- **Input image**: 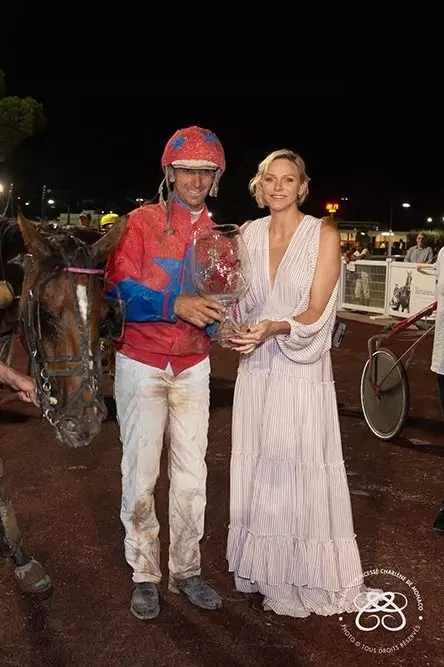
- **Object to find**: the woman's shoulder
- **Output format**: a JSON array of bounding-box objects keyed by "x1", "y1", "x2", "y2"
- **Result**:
[
  {"x1": 318, "y1": 215, "x2": 340, "y2": 243},
  {"x1": 300, "y1": 214, "x2": 340, "y2": 248},
  {"x1": 240, "y1": 215, "x2": 270, "y2": 237}
]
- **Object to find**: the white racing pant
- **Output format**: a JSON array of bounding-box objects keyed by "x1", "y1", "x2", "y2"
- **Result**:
[{"x1": 114, "y1": 352, "x2": 210, "y2": 584}]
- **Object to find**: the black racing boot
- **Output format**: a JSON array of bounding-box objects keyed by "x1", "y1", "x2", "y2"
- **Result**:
[
  {"x1": 433, "y1": 502, "x2": 444, "y2": 535},
  {"x1": 130, "y1": 582, "x2": 160, "y2": 620},
  {"x1": 169, "y1": 575, "x2": 222, "y2": 610}
]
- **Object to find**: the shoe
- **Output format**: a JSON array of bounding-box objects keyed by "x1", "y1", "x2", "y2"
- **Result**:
[
  {"x1": 169, "y1": 575, "x2": 222, "y2": 610},
  {"x1": 14, "y1": 558, "x2": 52, "y2": 594},
  {"x1": 130, "y1": 582, "x2": 160, "y2": 620},
  {"x1": 433, "y1": 503, "x2": 444, "y2": 535}
]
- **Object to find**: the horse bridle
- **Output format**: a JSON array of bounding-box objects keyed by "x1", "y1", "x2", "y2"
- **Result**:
[{"x1": 20, "y1": 262, "x2": 107, "y2": 427}]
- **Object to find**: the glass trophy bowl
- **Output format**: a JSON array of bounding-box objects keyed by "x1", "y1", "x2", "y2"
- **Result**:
[{"x1": 191, "y1": 223, "x2": 251, "y2": 343}]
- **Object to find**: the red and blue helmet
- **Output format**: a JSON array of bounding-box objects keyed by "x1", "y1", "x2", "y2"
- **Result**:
[{"x1": 161, "y1": 125, "x2": 225, "y2": 174}]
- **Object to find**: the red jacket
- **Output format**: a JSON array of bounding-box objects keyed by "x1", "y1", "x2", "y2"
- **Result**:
[{"x1": 106, "y1": 200, "x2": 215, "y2": 374}]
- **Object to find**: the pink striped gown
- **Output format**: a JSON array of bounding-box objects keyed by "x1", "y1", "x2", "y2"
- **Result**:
[{"x1": 226, "y1": 215, "x2": 365, "y2": 617}]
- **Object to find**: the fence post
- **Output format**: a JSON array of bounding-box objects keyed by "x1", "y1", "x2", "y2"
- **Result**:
[
  {"x1": 384, "y1": 257, "x2": 392, "y2": 317},
  {"x1": 338, "y1": 258, "x2": 346, "y2": 309}
]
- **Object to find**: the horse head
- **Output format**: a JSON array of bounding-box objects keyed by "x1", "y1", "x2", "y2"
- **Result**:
[{"x1": 16, "y1": 212, "x2": 128, "y2": 448}]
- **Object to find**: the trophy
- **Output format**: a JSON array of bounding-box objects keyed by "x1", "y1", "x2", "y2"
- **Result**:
[{"x1": 191, "y1": 223, "x2": 251, "y2": 344}]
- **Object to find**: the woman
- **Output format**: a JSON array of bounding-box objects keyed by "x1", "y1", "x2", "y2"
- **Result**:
[
  {"x1": 226, "y1": 149, "x2": 365, "y2": 617},
  {"x1": 429, "y1": 250, "x2": 444, "y2": 535}
]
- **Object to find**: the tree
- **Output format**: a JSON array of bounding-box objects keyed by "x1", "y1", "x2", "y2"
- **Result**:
[{"x1": 0, "y1": 70, "x2": 45, "y2": 163}]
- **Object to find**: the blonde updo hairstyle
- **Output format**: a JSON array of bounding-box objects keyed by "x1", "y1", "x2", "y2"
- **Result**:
[{"x1": 249, "y1": 149, "x2": 310, "y2": 208}]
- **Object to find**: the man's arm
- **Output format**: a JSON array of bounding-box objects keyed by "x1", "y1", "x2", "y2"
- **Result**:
[
  {"x1": 106, "y1": 211, "x2": 224, "y2": 328},
  {"x1": 106, "y1": 212, "x2": 181, "y2": 322},
  {"x1": 0, "y1": 362, "x2": 39, "y2": 407},
  {"x1": 424, "y1": 247, "x2": 434, "y2": 264},
  {"x1": 349, "y1": 248, "x2": 367, "y2": 262}
]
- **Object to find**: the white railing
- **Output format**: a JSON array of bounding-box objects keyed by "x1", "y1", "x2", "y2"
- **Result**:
[
  {"x1": 340, "y1": 260, "x2": 387, "y2": 315},
  {"x1": 339, "y1": 259, "x2": 436, "y2": 319}
]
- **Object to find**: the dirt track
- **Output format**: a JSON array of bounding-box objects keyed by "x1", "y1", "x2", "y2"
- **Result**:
[{"x1": 0, "y1": 318, "x2": 443, "y2": 667}]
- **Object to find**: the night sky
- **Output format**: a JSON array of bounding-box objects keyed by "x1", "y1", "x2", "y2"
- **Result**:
[{"x1": 2, "y1": 32, "x2": 444, "y2": 229}]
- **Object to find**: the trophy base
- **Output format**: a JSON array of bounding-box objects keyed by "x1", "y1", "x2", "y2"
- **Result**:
[{"x1": 212, "y1": 306, "x2": 244, "y2": 347}]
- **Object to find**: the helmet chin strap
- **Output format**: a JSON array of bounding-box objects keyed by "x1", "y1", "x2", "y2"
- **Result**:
[
  {"x1": 157, "y1": 169, "x2": 175, "y2": 235},
  {"x1": 164, "y1": 196, "x2": 175, "y2": 236},
  {"x1": 165, "y1": 167, "x2": 176, "y2": 235},
  {"x1": 209, "y1": 169, "x2": 222, "y2": 197}
]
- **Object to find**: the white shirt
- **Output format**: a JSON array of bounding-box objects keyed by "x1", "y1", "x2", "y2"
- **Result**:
[
  {"x1": 350, "y1": 247, "x2": 370, "y2": 261},
  {"x1": 191, "y1": 208, "x2": 204, "y2": 224}
]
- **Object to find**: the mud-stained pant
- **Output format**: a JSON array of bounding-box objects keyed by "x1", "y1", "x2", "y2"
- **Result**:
[
  {"x1": 0, "y1": 458, "x2": 22, "y2": 558},
  {"x1": 114, "y1": 353, "x2": 210, "y2": 584}
]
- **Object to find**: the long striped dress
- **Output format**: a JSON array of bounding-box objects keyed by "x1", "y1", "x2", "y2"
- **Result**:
[{"x1": 226, "y1": 214, "x2": 365, "y2": 617}]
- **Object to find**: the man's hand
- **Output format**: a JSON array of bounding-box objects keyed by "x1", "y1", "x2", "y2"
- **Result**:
[
  {"x1": 173, "y1": 294, "x2": 225, "y2": 328},
  {"x1": 0, "y1": 364, "x2": 39, "y2": 407}
]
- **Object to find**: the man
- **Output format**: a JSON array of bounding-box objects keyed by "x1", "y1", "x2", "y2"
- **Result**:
[
  {"x1": 100, "y1": 212, "x2": 119, "y2": 233},
  {"x1": 404, "y1": 233, "x2": 433, "y2": 264},
  {"x1": 348, "y1": 239, "x2": 371, "y2": 306},
  {"x1": 78, "y1": 211, "x2": 92, "y2": 229},
  {"x1": 106, "y1": 126, "x2": 226, "y2": 620},
  {"x1": 0, "y1": 361, "x2": 52, "y2": 594},
  {"x1": 349, "y1": 238, "x2": 371, "y2": 262}
]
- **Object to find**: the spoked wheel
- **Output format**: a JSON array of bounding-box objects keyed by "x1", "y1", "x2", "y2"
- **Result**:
[{"x1": 360, "y1": 348, "x2": 409, "y2": 440}]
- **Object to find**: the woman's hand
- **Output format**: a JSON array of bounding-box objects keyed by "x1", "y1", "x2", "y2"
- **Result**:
[
  {"x1": 218, "y1": 322, "x2": 249, "y2": 349},
  {"x1": 228, "y1": 319, "x2": 289, "y2": 352}
]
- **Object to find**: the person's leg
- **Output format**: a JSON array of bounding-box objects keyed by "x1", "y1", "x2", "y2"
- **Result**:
[
  {"x1": 436, "y1": 373, "x2": 444, "y2": 417},
  {"x1": 354, "y1": 276, "x2": 362, "y2": 302},
  {"x1": 0, "y1": 459, "x2": 51, "y2": 594},
  {"x1": 167, "y1": 358, "x2": 222, "y2": 610},
  {"x1": 114, "y1": 353, "x2": 168, "y2": 618},
  {"x1": 362, "y1": 271, "x2": 370, "y2": 307}
]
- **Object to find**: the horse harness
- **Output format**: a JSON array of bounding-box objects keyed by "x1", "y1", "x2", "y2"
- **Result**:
[{"x1": 20, "y1": 241, "x2": 123, "y2": 427}]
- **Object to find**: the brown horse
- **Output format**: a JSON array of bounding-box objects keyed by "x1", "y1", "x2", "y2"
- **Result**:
[{"x1": 16, "y1": 213, "x2": 127, "y2": 448}]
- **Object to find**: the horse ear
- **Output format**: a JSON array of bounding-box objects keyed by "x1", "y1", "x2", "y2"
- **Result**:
[
  {"x1": 91, "y1": 215, "x2": 129, "y2": 265},
  {"x1": 16, "y1": 212, "x2": 52, "y2": 257}
]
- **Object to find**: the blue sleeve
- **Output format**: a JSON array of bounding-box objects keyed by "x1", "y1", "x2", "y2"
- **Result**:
[
  {"x1": 107, "y1": 279, "x2": 179, "y2": 323},
  {"x1": 205, "y1": 321, "x2": 220, "y2": 340}
]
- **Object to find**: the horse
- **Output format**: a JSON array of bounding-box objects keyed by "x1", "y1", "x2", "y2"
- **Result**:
[
  {"x1": 391, "y1": 270, "x2": 412, "y2": 313},
  {"x1": 1, "y1": 213, "x2": 128, "y2": 448},
  {"x1": 0, "y1": 218, "x2": 70, "y2": 361}
]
